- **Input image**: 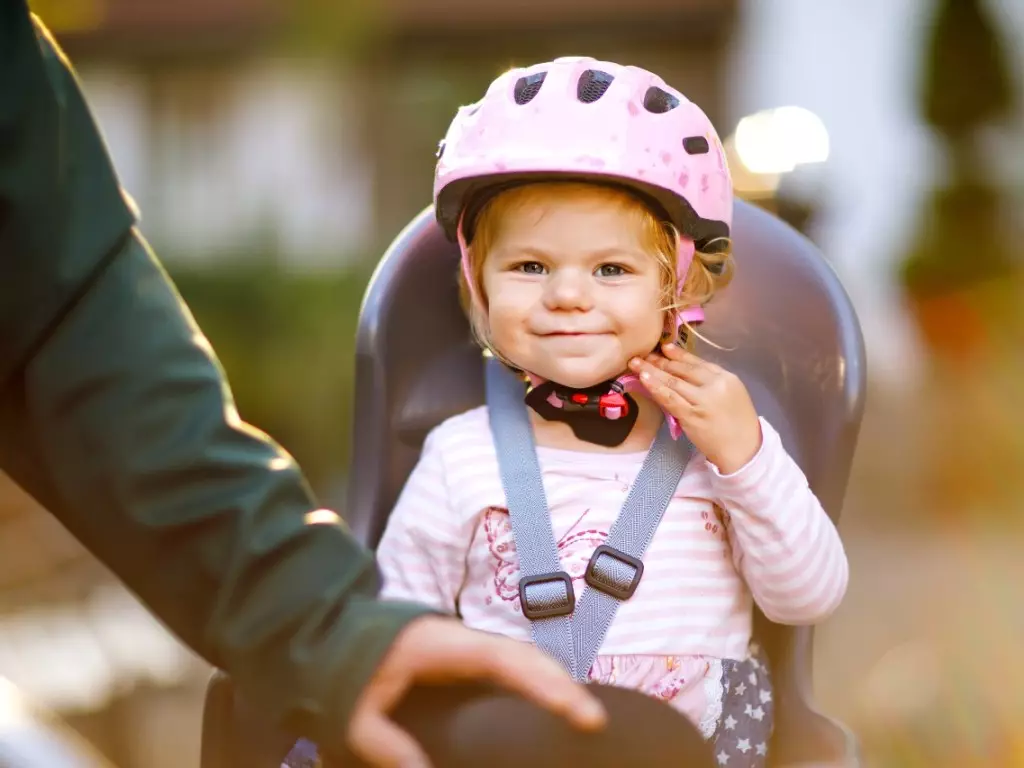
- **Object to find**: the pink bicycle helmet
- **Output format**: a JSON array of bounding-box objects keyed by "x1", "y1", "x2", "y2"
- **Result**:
[
  {"x1": 434, "y1": 56, "x2": 733, "y2": 284},
  {"x1": 433, "y1": 57, "x2": 735, "y2": 445}
]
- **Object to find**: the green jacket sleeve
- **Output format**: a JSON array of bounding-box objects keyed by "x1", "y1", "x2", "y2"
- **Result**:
[{"x1": 0, "y1": 3, "x2": 434, "y2": 752}]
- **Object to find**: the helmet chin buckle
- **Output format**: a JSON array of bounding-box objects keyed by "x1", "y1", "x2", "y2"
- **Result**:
[
  {"x1": 554, "y1": 381, "x2": 630, "y2": 420},
  {"x1": 524, "y1": 379, "x2": 638, "y2": 447}
]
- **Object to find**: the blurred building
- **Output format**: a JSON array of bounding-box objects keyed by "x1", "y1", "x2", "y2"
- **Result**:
[
  {"x1": 43, "y1": 0, "x2": 739, "y2": 265},
  {"x1": 38, "y1": 0, "x2": 1024, "y2": 361}
]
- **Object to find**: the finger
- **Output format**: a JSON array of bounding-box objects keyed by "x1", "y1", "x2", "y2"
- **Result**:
[
  {"x1": 646, "y1": 355, "x2": 707, "y2": 386},
  {"x1": 636, "y1": 362, "x2": 702, "y2": 406},
  {"x1": 348, "y1": 711, "x2": 433, "y2": 768},
  {"x1": 647, "y1": 381, "x2": 696, "y2": 418},
  {"x1": 646, "y1": 349, "x2": 715, "y2": 386},
  {"x1": 660, "y1": 343, "x2": 723, "y2": 378},
  {"x1": 461, "y1": 634, "x2": 607, "y2": 730},
  {"x1": 629, "y1": 355, "x2": 701, "y2": 389},
  {"x1": 639, "y1": 369, "x2": 701, "y2": 419}
]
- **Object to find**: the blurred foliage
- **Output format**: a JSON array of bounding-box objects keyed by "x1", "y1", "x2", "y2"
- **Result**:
[
  {"x1": 898, "y1": 182, "x2": 1017, "y2": 298},
  {"x1": 272, "y1": 0, "x2": 385, "y2": 61},
  {"x1": 27, "y1": 0, "x2": 105, "y2": 34},
  {"x1": 920, "y1": 0, "x2": 1015, "y2": 143},
  {"x1": 899, "y1": 0, "x2": 1019, "y2": 301},
  {"x1": 168, "y1": 259, "x2": 374, "y2": 499}
]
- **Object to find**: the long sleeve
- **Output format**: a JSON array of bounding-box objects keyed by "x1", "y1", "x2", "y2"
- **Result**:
[
  {"x1": 0, "y1": 6, "x2": 137, "y2": 383},
  {"x1": 377, "y1": 429, "x2": 468, "y2": 615},
  {"x1": 708, "y1": 418, "x2": 849, "y2": 625},
  {"x1": 0, "y1": 5, "x2": 434, "y2": 754}
]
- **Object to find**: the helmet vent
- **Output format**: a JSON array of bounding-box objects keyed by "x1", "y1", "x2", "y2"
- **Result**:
[
  {"x1": 577, "y1": 70, "x2": 614, "y2": 103},
  {"x1": 643, "y1": 86, "x2": 680, "y2": 113},
  {"x1": 683, "y1": 136, "x2": 710, "y2": 155},
  {"x1": 514, "y1": 72, "x2": 547, "y2": 105}
]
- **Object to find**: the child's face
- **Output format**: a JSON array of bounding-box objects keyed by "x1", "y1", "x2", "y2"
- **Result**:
[{"x1": 481, "y1": 188, "x2": 665, "y2": 389}]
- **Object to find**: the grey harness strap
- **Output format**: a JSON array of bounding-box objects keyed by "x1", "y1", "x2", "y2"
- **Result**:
[
  {"x1": 485, "y1": 358, "x2": 693, "y2": 680},
  {"x1": 484, "y1": 359, "x2": 578, "y2": 675}
]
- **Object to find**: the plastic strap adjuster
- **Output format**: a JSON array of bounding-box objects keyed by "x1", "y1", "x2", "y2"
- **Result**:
[
  {"x1": 584, "y1": 545, "x2": 644, "y2": 600},
  {"x1": 518, "y1": 572, "x2": 575, "y2": 619}
]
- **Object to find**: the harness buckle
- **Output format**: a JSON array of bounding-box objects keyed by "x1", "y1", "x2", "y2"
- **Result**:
[
  {"x1": 585, "y1": 545, "x2": 644, "y2": 600},
  {"x1": 519, "y1": 572, "x2": 576, "y2": 619}
]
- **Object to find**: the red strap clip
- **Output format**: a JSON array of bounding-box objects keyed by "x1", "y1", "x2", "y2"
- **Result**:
[{"x1": 598, "y1": 391, "x2": 629, "y2": 419}]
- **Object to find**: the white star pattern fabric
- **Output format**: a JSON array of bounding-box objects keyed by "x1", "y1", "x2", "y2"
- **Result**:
[
  {"x1": 281, "y1": 738, "x2": 321, "y2": 768},
  {"x1": 711, "y1": 645, "x2": 774, "y2": 768}
]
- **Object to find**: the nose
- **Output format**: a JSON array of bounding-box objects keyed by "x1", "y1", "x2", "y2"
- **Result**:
[{"x1": 542, "y1": 268, "x2": 593, "y2": 312}]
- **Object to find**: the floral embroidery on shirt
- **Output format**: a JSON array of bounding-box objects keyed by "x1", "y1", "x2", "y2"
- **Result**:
[
  {"x1": 482, "y1": 506, "x2": 608, "y2": 611},
  {"x1": 701, "y1": 508, "x2": 720, "y2": 535},
  {"x1": 702, "y1": 505, "x2": 731, "y2": 543}
]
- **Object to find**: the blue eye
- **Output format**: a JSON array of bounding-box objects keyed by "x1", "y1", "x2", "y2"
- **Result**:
[
  {"x1": 596, "y1": 264, "x2": 627, "y2": 277},
  {"x1": 516, "y1": 261, "x2": 546, "y2": 275}
]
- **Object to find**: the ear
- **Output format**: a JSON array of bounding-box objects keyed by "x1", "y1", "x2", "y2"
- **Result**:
[
  {"x1": 661, "y1": 311, "x2": 688, "y2": 346},
  {"x1": 662, "y1": 309, "x2": 696, "y2": 345},
  {"x1": 661, "y1": 314, "x2": 676, "y2": 342}
]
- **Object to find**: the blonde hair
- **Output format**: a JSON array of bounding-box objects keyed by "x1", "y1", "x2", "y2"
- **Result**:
[{"x1": 459, "y1": 181, "x2": 734, "y2": 356}]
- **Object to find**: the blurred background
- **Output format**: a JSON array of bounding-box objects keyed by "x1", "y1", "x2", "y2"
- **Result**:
[{"x1": 3, "y1": 0, "x2": 1023, "y2": 765}]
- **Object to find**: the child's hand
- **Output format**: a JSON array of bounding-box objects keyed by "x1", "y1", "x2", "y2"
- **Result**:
[{"x1": 630, "y1": 343, "x2": 762, "y2": 474}]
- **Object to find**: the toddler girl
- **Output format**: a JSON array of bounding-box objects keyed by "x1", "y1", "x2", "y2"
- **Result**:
[{"x1": 375, "y1": 57, "x2": 849, "y2": 768}]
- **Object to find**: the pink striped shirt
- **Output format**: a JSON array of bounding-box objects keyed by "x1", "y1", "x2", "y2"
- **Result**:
[{"x1": 377, "y1": 406, "x2": 848, "y2": 735}]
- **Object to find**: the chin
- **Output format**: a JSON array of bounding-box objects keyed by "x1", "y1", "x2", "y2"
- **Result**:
[{"x1": 530, "y1": 359, "x2": 625, "y2": 389}]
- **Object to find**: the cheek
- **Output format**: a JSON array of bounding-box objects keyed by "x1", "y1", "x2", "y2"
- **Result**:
[
  {"x1": 486, "y1": 288, "x2": 532, "y2": 341},
  {"x1": 632, "y1": 308, "x2": 667, "y2": 350},
  {"x1": 616, "y1": 282, "x2": 666, "y2": 340}
]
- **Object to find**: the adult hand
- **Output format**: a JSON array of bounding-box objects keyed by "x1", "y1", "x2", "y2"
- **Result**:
[{"x1": 347, "y1": 616, "x2": 607, "y2": 768}]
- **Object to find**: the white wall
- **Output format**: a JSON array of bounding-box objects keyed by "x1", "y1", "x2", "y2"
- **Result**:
[{"x1": 79, "y1": 59, "x2": 374, "y2": 270}]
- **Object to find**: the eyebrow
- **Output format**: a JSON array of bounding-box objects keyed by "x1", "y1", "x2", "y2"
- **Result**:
[{"x1": 496, "y1": 245, "x2": 647, "y2": 261}]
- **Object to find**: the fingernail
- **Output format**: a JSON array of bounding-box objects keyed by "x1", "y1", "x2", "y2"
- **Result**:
[
  {"x1": 628, "y1": 357, "x2": 641, "y2": 369},
  {"x1": 640, "y1": 371, "x2": 650, "y2": 381}
]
